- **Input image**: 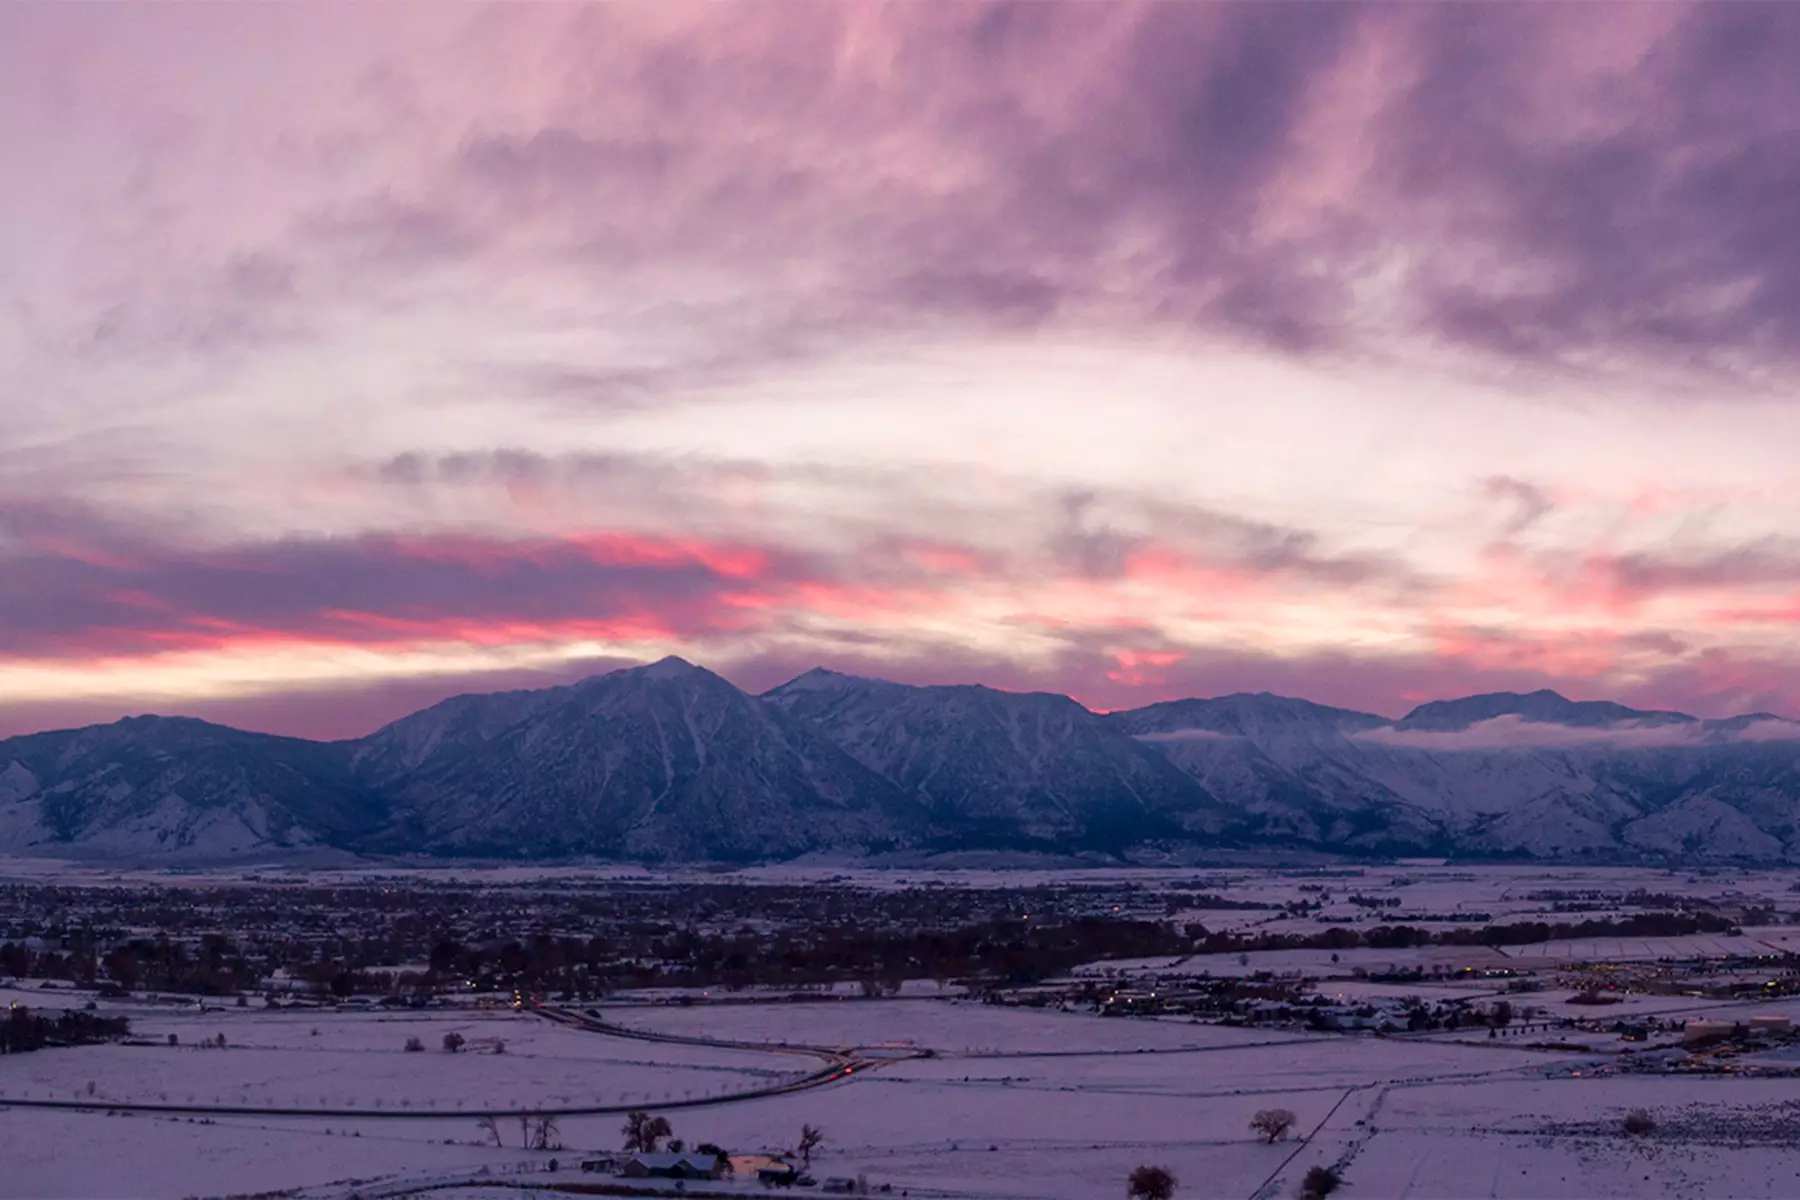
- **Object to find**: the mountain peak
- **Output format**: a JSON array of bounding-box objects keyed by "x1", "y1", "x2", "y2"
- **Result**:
[
  {"x1": 635, "y1": 655, "x2": 701, "y2": 681},
  {"x1": 764, "y1": 666, "x2": 901, "y2": 699},
  {"x1": 779, "y1": 666, "x2": 860, "y2": 689},
  {"x1": 1397, "y1": 690, "x2": 1691, "y2": 731}
]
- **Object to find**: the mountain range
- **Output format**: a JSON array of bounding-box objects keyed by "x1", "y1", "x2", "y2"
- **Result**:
[{"x1": 5, "y1": 657, "x2": 1800, "y2": 863}]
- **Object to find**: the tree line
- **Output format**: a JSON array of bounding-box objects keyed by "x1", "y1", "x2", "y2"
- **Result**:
[{"x1": 2, "y1": 1005, "x2": 130, "y2": 1055}]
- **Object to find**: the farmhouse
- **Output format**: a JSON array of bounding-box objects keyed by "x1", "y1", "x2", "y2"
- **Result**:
[{"x1": 621, "y1": 1152, "x2": 725, "y2": 1180}]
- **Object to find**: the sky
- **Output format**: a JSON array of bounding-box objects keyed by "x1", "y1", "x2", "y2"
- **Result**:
[{"x1": 7, "y1": 3, "x2": 1800, "y2": 739}]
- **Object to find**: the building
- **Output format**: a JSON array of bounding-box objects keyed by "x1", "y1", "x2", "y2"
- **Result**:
[
  {"x1": 620, "y1": 1152, "x2": 725, "y2": 1180},
  {"x1": 1683, "y1": 1019, "x2": 1737, "y2": 1044},
  {"x1": 1749, "y1": 1015, "x2": 1792, "y2": 1035},
  {"x1": 730, "y1": 1154, "x2": 793, "y2": 1180}
]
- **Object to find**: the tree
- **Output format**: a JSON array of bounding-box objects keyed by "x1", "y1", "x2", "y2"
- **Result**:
[
  {"x1": 529, "y1": 1114, "x2": 562, "y2": 1151},
  {"x1": 623, "y1": 1110, "x2": 672, "y2": 1153},
  {"x1": 1250, "y1": 1109, "x2": 1297, "y2": 1144},
  {"x1": 1127, "y1": 1164, "x2": 1176, "y2": 1199},
  {"x1": 476, "y1": 1115, "x2": 502, "y2": 1147},
  {"x1": 1299, "y1": 1166, "x2": 1340, "y2": 1199},
  {"x1": 1492, "y1": 1000, "x2": 1514, "y2": 1028},
  {"x1": 442, "y1": 1031, "x2": 465, "y2": 1053},
  {"x1": 797, "y1": 1124, "x2": 824, "y2": 1167}
]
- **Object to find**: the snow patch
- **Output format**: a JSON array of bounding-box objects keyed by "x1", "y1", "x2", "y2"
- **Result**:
[{"x1": 0, "y1": 760, "x2": 39, "y2": 801}]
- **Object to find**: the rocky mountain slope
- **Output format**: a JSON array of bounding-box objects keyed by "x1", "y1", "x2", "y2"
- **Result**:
[
  {"x1": 0, "y1": 716, "x2": 383, "y2": 858},
  {"x1": 349, "y1": 658, "x2": 924, "y2": 860},
  {"x1": 763, "y1": 669, "x2": 1223, "y2": 850},
  {"x1": 1110, "y1": 689, "x2": 1800, "y2": 858},
  {"x1": 5, "y1": 664, "x2": 1800, "y2": 863}
]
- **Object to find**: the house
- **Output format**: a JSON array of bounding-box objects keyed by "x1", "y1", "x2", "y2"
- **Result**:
[
  {"x1": 580, "y1": 1154, "x2": 620, "y2": 1174},
  {"x1": 730, "y1": 1154, "x2": 792, "y2": 1179},
  {"x1": 1683, "y1": 1019, "x2": 1736, "y2": 1044},
  {"x1": 755, "y1": 1163, "x2": 803, "y2": 1187},
  {"x1": 620, "y1": 1152, "x2": 725, "y2": 1180}
]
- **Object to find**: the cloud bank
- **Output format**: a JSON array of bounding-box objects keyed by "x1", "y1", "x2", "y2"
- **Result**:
[
  {"x1": 8, "y1": 5, "x2": 1800, "y2": 734},
  {"x1": 1357, "y1": 714, "x2": 1800, "y2": 752}
]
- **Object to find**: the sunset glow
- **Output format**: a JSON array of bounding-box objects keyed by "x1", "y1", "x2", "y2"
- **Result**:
[{"x1": 9, "y1": 3, "x2": 1800, "y2": 736}]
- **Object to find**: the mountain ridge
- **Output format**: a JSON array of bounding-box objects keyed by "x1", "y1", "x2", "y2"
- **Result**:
[{"x1": 5, "y1": 662, "x2": 1800, "y2": 863}]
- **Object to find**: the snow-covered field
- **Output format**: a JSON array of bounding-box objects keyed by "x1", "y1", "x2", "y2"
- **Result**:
[
  {"x1": 1340, "y1": 1078, "x2": 1800, "y2": 1198},
  {"x1": 0, "y1": 992, "x2": 804, "y2": 1112},
  {"x1": 8, "y1": 860, "x2": 1800, "y2": 1198},
  {"x1": 607, "y1": 997, "x2": 1316, "y2": 1055},
  {"x1": 0, "y1": 991, "x2": 1768, "y2": 1200}
]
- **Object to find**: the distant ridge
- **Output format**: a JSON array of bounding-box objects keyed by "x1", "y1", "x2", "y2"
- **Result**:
[{"x1": 4, "y1": 662, "x2": 1800, "y2": 864}]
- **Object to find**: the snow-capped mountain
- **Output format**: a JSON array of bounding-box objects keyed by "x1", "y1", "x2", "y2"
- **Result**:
[
  {"x1": 0, "y1": 716, "x2": 383, "y2": 859},
  {"x1": 763, "y1": 669, "x2": 1223, "y2": 850},
  {"x1": 1105, "y1": 693, "x2": 1444, "y2": 851},
  {"x1": 6, "y1": 668, "x2": 1800, "y2": 863},
  {"x1": 352, "y1": 657, "x2": 927, "y2": 860},
  {"x1": 1111, "y1": 689, "x2": 1800, "y2": 859}
]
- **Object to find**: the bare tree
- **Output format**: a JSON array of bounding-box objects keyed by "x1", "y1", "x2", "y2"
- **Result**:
[
  {"x1": 1250, "y1": 1109, "x2": 1297, "y2": 1144},
  {"x1": 522, "y1": 1113, "x2": 562, "y2": 1151},
  {"x1": 1127, "y1": 1165, "x2": 1176, "y2": 1200},
  {"x1": 797, "y1": 1124, "x2": 824, "y2": 1167},
  {"x1": 476, "y1": 1115, "x2": 502, "y2": 1147},
  {"x1": 622, "y1": 1110, "x2": 672, "y2": 1153}
]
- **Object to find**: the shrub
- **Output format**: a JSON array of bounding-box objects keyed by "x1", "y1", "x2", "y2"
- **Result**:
[
  {"x1": 404, "y1": 1036, "x2": 425, "y2": 1053},
  {"x1": 1623, "y1": 1110, "x2": 1656, "y2": 1136},
  {"x1": 442, "y1": 1031, "x2": 465, "y2": 1053},
  {"x1": 1127, "y1": 1164, "x2": 1176, "y2": 1200},
  {"x1": 1299, "y1": 1166, "x2": 1340, "y2": 1199}
]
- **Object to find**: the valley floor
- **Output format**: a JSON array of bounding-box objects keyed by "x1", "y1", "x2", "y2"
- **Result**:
[
  {"x1": 6, "y1": 861, "x2": 1800, "y2": 1198},
  {"x1": 4, "y1": 989, "x2": 1797, "y2": 1198}
]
